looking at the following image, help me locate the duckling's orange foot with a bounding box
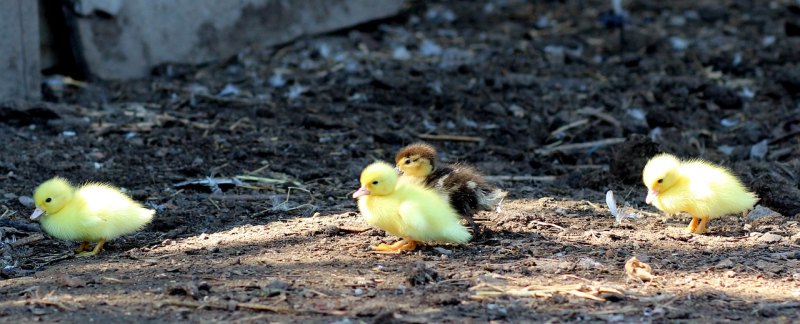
[685,216,700,233]
[74,241,90,253]
[76,250,99,257]
[694,217,710,235]
[373,239,417,252]
[75,238,106,257]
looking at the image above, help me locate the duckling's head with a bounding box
[31,177,74,220]
[353,162,399,198]
[394,142,437,177]
[642,153,681,204]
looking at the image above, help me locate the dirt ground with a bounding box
[1,0,800,322]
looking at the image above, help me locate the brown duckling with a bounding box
[394,142,507,235]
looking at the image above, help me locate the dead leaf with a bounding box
[625,257,654,282]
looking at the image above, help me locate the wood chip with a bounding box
[625,257,654,283]
[337,226,371,233]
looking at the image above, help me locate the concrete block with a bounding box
[0,0,41,101]
[75,0,405,79]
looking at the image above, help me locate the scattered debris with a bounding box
[173,178,243,193]
[535,138,626,156]
[0,233,45,254]
[471,281,624,302]
[750,140,769,160]
[747,205,782,221]
[606,190,642,223]
[416,133,483,142]
[624,257,654,283]
[408,262,439,286]
[56,274,87,288]
[217,84,240,97]
[159,299,293,314]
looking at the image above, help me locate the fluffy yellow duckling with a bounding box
[30,177,156,256]
[395,143,506,234]
[642,153,758,234]
[353,162,471,252]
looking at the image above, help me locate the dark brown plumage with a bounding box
[395,142,507,235]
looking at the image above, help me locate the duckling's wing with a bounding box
[398,201,430,239]
[79,216,107,233]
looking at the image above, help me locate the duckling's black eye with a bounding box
[405,159,411,165]
[657,179,663,184]
[45,198,52,203]
[372,181,379,185]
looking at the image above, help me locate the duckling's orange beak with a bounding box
[394,166,404,175]
[645,190,658,204]
[353,186,370,199]
[30,207,45,220]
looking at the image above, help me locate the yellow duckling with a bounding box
[642,153,758,234]
[30,177,156,256]
[353,162,471,252]
[395,142,506,234]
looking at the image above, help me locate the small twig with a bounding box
[557,164,609,170]
[337,226,371,233]
[485,175,557,182]
[434,278,471,286]
[206,197,221,210]
[299,288,329,297]
[530,220,565,231]
[33,299,75,311]
[246,164,271,175]
[0,233,45,253]
[548,119,589,139]
[417,134,484,142]
[228,117,252,131]
[566,289,606,301]
[206,194,277,201]
[272,187,316,212]
[160,299,293,313]
[202,120,219,137]
[769,129,800,145]
[0,205,16,219]
[470,281,621,302]
[535,138,626,155]
[576,107,621,127]
[235,175,304,188]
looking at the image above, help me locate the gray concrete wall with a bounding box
[76,0,405,80]
[0,0,40,101]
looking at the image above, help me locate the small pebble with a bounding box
[757,233,783,243]
[433,247,452,255]
[18,196,34,207]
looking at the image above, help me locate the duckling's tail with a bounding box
[442,224,472,244]
[142,208,156,223]
[131,208,155,230]
[477,188,508,212]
